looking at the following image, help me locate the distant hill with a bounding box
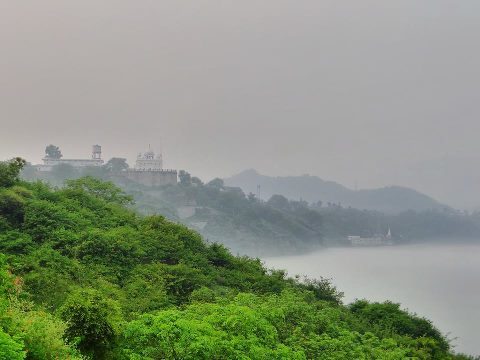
[224,169,448,214]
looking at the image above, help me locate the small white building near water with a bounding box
[348,228,393,246]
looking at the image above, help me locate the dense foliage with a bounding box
[4,158,475,359]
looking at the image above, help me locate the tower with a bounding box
[386,227,392,239]
[92,145,102,160]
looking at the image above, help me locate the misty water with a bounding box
[264,243,480,356]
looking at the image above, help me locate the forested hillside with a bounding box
[0,157,476,359]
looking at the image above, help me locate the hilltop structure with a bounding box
[35,145,177,187]
[122,148,177,186]
[36,145,104,171]
[134,147,163,170]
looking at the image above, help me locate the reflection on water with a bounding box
[264,243,480,356]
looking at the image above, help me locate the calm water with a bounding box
[264,243,480,356]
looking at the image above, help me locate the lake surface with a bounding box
[263,243,480,356]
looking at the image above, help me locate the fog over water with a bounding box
[264,243,480,356]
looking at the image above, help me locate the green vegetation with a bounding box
[44,145,63,160]
[22,163,480,256]
[1,157,476,358]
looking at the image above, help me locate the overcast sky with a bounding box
[1,1,480,205]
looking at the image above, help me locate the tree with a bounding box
[267,194,290,210]
[121,298,304,360]
[0,189,26,226]
[207,178,224,189]
[0,255,82,359]
[44,145,62,159]
[23,200,78,241]
[65,176,133,205]
[301,277,343,304]
[123,265,170,316]
[104,158,129,173]
[7,308,84,360]
[0,330,25,360]
[349,300,448,351]
[0,158,26,188]
[60,288,121,359]
[247,192,256,202]
[178,170,192,186]
[191,176,203,186]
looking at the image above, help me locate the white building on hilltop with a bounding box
[122,147,177,186]
[36,145,104,171]
[33,144,177,187]
[134,147,163,171]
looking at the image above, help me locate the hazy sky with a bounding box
[1,1,480,205]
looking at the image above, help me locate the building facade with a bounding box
[348,228,393,246]
[134,149,163,171]
[120,169,177,186]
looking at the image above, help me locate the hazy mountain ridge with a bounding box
[225,169,448,214]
